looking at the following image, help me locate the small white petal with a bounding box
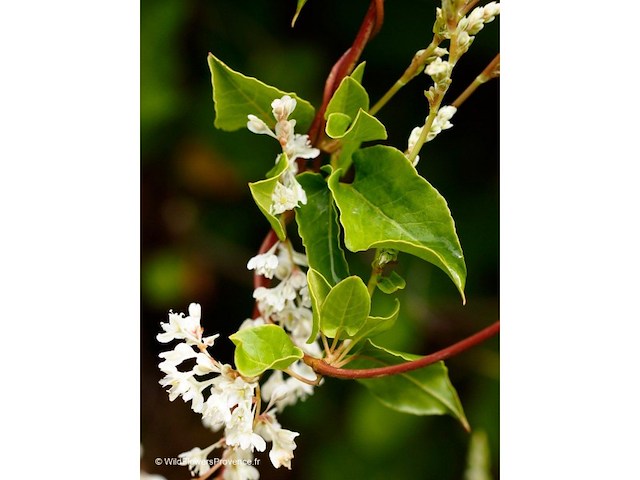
[247,114,277,138]
[271,95,297,122]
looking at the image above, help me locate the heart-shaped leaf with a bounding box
[208,53,315,132]
[328,145,466,301]
[320,276,370,338]
[349,340,469,430]
[230,324,303,377]
[325,76,369,120]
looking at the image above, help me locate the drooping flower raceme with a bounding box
[158,96,324,479]
[248,241,322,358]
[157,302,310,477]
[247,95,320,215]
[158,292,317,477]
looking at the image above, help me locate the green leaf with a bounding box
[207,53,315,132]
[328,145,466,302]
[325,76,369,120]
[320,276,370,338]
[325,109,387,172]
[230,324,303,377]
[349,340,469,430]
[296,173,350,285]
[324,112,352,137]
[350,62,366,84]
[351,298,400,342]
[291,0,309,27]
[248,154,289,241]
[377,271,407,294]
[306,268,332,343]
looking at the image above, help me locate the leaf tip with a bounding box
[461,416,471,433]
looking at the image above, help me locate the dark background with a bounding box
[141,1,499,478]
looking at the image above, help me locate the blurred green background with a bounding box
[141,1,499,478]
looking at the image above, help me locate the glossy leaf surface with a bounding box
[328,145,466,301]
[208,53,315,132]
[349,340,469,430]
[230,324,303,377]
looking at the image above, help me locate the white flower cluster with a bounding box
[428,1,500,85]
[425,57,453,86]
[246,241,322,359]
[460,2,500,36]
[157,303,302,478]
[245,239,323,417]
[408,2,498,166]
[247,96,320,215]
[406,105,457,166]
[434,1,499,40]
[455,1,501,56]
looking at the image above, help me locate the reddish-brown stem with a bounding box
[304,321,500,379]
[451,53,500,109]
[307,0,384,147]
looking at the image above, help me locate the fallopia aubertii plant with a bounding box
[154,1,500,478]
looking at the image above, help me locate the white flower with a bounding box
[178,444,217,477]
[285,133,320,162]
[159,369,201,403]
[225,404,267,452]
[253,285,286,315]
[218,374,256,410]
[193,352,221,376]
[158,343,198,373]
[462,6,485,35]
[261,370,287,404]
[274,118,296,146]
[268,428,299,469]
[278,306,313,341]
[157,303,204,346]
[270,177,307,215]
[254,275,298,317]
[201,392,231,432]
[456,31,474,54]
[406,105,457,166]
[460,2,500,36]
[407,126,422,167]
[483,2,500,22]
[261,362,317,412]
[246,114,277,138]
[222,448,260,480]
[256,414,299,469]
[247,243,279,279]
[424,57,452,83]
[433,105,457,134]
[272,95,297,122]
[433,47,448,57]
[247,95,317,217]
